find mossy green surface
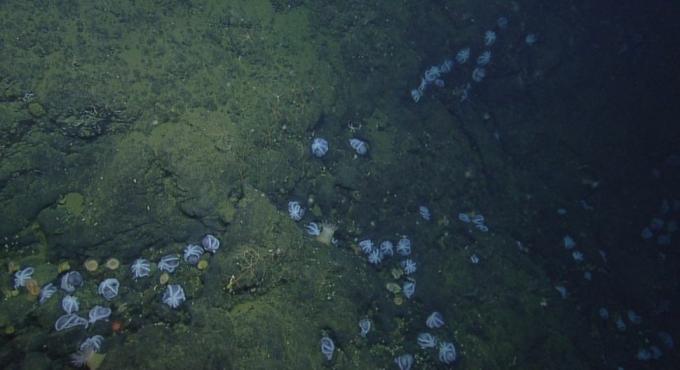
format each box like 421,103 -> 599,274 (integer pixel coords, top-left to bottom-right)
2,0 -> 661,369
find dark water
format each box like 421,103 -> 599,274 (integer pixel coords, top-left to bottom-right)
1,0 -> 678,369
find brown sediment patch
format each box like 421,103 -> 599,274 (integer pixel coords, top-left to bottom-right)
315,222 -> 338,246
57,261 -> 71,273
25,279 -> 40,296
104,258 -> 120,270
84,259 -> 99,272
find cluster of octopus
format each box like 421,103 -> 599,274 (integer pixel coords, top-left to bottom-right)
409,15 -> 538,104
285,157 -> 493,369
292,67 -> 501,366
10,233 -> 222,368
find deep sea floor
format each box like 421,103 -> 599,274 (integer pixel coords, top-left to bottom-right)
1,0 -> 679,369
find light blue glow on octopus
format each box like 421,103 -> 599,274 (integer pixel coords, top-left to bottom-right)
554,285 -> 568,299
484,30 -> 496,46
396,237 -> 411,256
311,138 -> 329,158
202,234 -> 220,254
472,67 -> 486,82
424,65 -> 441,83
477,50 -> 492,66
98,278 -> 120,300
627,310 -> 642,324
525,33 -> 538,45
456,48 -> 470,64
162,284 -> 186,309
411,88 -> 423,103
379,240 -> 394,257
183,244 -> 204,265
158,254 -> 180,273
88,306 -> 111,326
79,335 -> 104,352
658,331 -> 674,350
497,16 -> 509,29
471,214 -> 484,224
419,206 -> 431,221
131,258 -> 151,279
320,336 -> 335,361
615,317 -> 626,331
359,318 -> 372,337
287,201 -> 305,221
403,280 -> 416,299
61,295 -> 79,314
54,313 -> 88,331
572,250 -> 584,262
13,267 -> 34,289
394,354 -> 414,370
438,341 -> 457,364
598,307 -> 609,320
358,239 -> 374,254
70,351 -> 90,368
305,222 -> 321,236
71,335 -> 105,367
440,59 -> 453,74
39,283 -> 57,304
401,259 -> 416,275
426,311 -> 444,329
417,332 -> 438,349
470,214 -> 489,232
349,138 -> 368,155
60,271 -> 83,293
367,249 -> 382,265
475,223 -> 489,232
